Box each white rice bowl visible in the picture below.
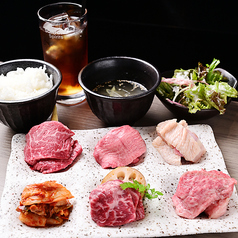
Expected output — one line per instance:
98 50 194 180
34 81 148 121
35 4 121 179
0 66 53 100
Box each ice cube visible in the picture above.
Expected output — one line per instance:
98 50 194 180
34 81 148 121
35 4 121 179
46 45 64 59
49 12 70 22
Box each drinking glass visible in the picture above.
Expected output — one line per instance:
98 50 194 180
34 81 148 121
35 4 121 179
37 2 88 105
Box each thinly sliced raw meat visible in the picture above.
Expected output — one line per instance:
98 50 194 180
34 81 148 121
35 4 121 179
172 169 237 219
153 119 206 164
89 180 145 227
24 121 82 174
152 136 181 165
93 125 146 169
31 140 82 174
128 187 145 221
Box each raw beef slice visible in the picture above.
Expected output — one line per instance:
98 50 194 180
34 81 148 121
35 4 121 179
172 169 237 219
93 125 146 169
24 121 82 174
89 180 145 227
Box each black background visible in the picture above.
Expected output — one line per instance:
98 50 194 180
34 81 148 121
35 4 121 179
1 1 237 77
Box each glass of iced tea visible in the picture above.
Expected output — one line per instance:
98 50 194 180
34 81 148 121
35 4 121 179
37 2 88 105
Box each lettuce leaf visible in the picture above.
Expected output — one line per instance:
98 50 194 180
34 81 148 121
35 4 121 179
156 81 174 99
204 58 224 84
184 83 212 113
204 82 238 114
185 81 238 114
173 69 197 81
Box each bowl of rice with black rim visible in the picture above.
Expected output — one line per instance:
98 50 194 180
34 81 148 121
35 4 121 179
0 59 61 132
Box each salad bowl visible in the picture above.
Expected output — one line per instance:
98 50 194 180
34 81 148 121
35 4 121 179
156 68 237 121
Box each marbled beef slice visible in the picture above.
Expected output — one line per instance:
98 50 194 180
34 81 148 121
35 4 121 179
24 121 82 173
89 180 145 227
172 169 237 219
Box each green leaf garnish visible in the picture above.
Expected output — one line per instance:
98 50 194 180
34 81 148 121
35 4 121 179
120 180 163 199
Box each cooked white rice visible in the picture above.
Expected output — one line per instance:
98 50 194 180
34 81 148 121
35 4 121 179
0 66 53 100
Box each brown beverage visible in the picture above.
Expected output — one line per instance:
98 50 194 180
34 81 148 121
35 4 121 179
38 3 88 97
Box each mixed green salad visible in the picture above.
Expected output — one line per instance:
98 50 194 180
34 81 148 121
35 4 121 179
157 59 238 114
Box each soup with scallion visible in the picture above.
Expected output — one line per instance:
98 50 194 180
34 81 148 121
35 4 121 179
93 80 147 97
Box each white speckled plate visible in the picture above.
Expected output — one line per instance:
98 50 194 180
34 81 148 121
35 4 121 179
0 125 238 238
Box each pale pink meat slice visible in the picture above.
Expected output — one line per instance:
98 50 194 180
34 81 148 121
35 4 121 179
152 136 181 165
155 119 206 163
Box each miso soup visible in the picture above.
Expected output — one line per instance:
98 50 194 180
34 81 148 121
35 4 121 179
93 79 147 97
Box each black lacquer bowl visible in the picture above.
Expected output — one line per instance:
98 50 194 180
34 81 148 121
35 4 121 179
0 59 62 132
78 56 161 126
156 68 237 121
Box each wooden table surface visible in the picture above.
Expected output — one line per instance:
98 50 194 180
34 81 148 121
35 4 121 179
0 96 238 238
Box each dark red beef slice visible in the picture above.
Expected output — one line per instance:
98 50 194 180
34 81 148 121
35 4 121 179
24 121 76 165
127 187 145 221
89 180 145 227
93 125 146 169
172 169 237 219
31 140 82 174
24 121 82 173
